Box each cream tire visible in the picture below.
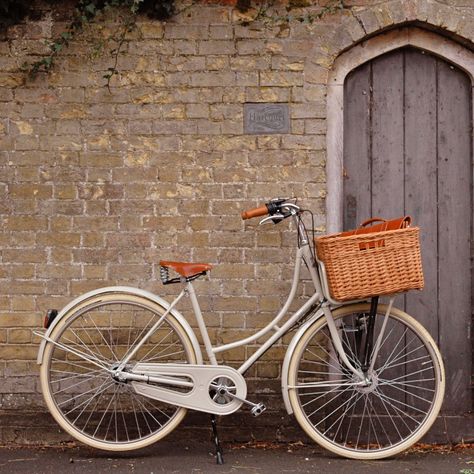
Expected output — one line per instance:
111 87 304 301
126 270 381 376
40 293 197 451
288 303 445 460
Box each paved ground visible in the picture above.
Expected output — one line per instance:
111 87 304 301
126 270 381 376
0 440 471 474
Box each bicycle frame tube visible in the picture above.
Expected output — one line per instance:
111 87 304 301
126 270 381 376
182 228 354 375
181 242 322 369
109 212 364 381
213 246 306 354
115 289 187 371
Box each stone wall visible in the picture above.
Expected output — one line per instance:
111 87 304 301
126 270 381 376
0 0 473 442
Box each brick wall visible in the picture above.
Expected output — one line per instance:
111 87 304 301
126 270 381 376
0 0 473 441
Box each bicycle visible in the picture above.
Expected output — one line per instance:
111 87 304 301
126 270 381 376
35 198 445 461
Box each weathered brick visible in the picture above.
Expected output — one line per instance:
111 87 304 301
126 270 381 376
8 329 32 344
236 39 267 55
37 232 81 247
199 40 236 55
186 103 210 119
79 153 123 168
164 24 209 40
0 281 45 295
245 87 291 102
206 56 230 71
4 216 48 231
82 265 106 279
0 313 39 327
191 71 236 87
11 265 35 279
2 250 46 264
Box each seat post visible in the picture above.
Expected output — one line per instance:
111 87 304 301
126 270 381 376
186 281 218 365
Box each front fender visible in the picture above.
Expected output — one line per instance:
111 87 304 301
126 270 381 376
281 306 327 414
36 286 203 365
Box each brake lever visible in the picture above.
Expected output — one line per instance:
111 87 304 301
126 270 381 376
259 214 285 225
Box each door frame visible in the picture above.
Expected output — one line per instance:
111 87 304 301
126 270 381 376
326 26 474 232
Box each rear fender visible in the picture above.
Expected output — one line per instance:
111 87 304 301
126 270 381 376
36 286 203 365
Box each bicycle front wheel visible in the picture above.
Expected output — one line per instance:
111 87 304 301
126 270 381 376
40 292 197 451
288 303 445 459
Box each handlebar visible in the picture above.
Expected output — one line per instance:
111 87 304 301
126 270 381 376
241 198 300 221
241 205 269 220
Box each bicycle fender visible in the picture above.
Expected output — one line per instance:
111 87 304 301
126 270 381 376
36 286 203 366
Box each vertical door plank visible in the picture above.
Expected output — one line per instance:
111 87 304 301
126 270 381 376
371 52 405 219
370 51 410 412
404 49 439 339
404 49 439 411
343 63 371 230
437 59 472 414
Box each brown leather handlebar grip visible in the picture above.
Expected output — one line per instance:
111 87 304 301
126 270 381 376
241 205 269 220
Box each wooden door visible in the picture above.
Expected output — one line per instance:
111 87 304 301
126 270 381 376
343 47 472 417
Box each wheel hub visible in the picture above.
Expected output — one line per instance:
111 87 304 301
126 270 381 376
355 372 379 394
110 363 133 383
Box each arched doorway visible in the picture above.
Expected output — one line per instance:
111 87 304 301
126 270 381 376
326 27 474 437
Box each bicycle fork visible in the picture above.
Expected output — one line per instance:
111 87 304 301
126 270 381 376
322 297 395 382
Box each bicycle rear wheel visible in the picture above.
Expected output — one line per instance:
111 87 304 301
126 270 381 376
40 293 197 451
288 303 445 459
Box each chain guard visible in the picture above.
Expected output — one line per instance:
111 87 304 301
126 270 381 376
130 363 247 415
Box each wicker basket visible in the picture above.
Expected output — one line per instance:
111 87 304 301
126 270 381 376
315 227 424 302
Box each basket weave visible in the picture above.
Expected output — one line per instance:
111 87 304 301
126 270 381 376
315 227 424 301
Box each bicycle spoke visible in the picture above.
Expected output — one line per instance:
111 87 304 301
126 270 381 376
308 384 355 421
375 386 429 417
378 379 435 391
292 306 443 458
300 384 348 408
44 298 194 448
384 380 434 404
85 314 119 363
322 390 362 435
305 345 343 375
137 329 174 363
52 371 108 396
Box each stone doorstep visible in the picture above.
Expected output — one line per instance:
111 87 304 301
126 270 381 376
0 410 471 447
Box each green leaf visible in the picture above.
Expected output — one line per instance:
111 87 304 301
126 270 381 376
85 3 96 14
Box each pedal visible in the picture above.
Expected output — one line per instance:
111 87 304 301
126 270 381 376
250 403 266 417
221 388 266 417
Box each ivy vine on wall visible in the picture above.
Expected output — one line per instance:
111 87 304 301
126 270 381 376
0 0 344 88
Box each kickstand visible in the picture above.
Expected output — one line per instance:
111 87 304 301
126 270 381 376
210 414 224 465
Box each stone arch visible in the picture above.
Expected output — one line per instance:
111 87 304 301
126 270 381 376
325 26 474 232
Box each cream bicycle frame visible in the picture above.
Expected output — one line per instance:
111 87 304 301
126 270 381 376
114 212 368 383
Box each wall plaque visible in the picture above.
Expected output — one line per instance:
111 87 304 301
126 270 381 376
244 103 290 134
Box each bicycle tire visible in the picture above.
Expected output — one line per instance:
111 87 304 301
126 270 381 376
287 303 445 459
40 293 197 451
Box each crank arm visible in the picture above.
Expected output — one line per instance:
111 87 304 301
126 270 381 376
219 390 257 409
220 390 266 417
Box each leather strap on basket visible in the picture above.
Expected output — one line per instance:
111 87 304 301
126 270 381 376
339 216 411 238
339 216 412 251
